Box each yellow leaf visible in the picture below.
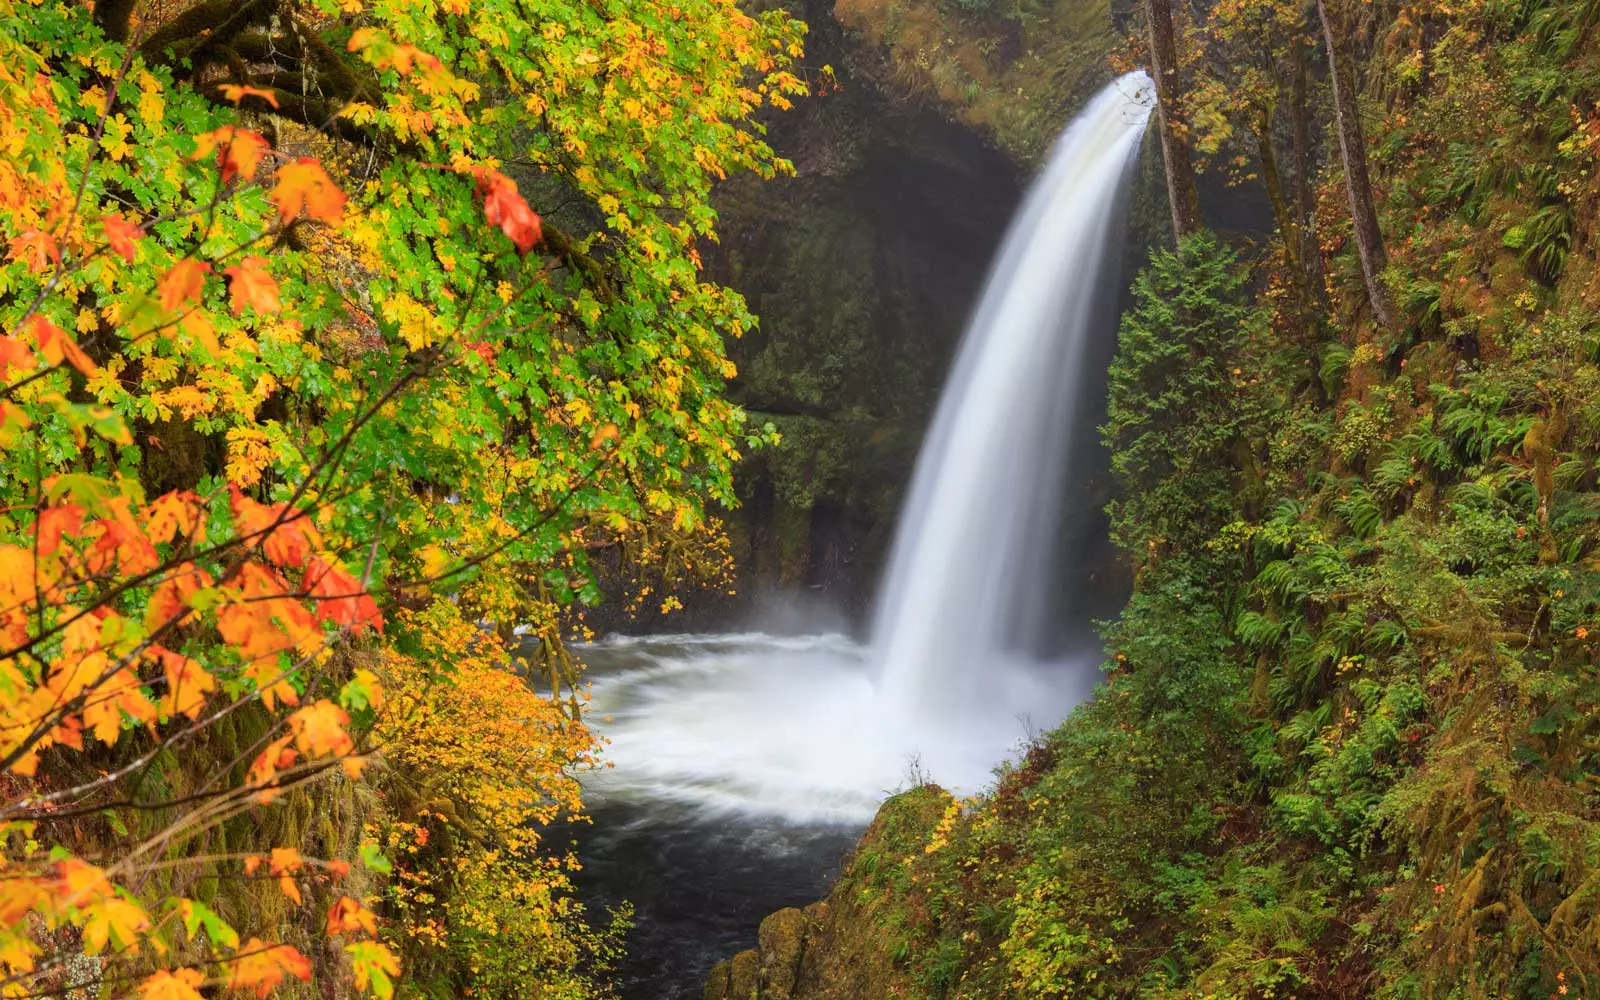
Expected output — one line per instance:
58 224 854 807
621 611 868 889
80 895 150 954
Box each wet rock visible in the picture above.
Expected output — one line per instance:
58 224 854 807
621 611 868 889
757 907 807 998
703 958 732 1000
728 949 761 999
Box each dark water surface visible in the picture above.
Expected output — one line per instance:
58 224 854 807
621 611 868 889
572 808 861 999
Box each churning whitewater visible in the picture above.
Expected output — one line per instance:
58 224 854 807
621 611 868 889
583 73 1155 825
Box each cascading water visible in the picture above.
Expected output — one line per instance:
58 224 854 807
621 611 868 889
580 73 1154 824
872 71 1154 732
575 74 1154 999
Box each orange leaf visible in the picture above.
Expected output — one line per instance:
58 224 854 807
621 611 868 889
154 646 215 719
0 335 37 373
8 230 60 273
269 848 305 905
218 84 281 109
158 259 212 313
230 487 320 568
35 505 84 558
102 215 142 263
28 314 96 375
289 700 353 760
326 897 378 937
223 257 281 316
139 968 205 1000
473 169 542 253
144 490 203 545
190 127 269 184
270 159 346 225
144 562 213 633
228 940 311 998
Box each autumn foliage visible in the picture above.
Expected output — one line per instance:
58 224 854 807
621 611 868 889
0 0 804 996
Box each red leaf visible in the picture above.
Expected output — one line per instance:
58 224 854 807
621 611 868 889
304 557 383 634
224 257 281 316
473 169 542 253
102 215 142 263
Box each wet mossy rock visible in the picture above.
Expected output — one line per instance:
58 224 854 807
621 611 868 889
702 787 953 1000
832 0 1117 162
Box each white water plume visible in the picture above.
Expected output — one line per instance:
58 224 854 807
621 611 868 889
582 73 1154 824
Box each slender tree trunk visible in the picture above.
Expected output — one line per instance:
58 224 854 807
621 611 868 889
1289 38 1328 313
1316 0 1399 330
1145 0 1201 241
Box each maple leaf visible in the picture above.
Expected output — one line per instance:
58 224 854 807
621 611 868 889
154 647 215 719
101 215 142 263
81 667 156 744
190 127 269 184
0 335 37 373
270 158 346 225
230 487 320 567
269 847 305 904
81 894 151 954
218 84 281 109
247 734 298 802
228 940 311 998
55 858 113 905
473 169 542 253
28 314 96 376
345 941 399 1000
139 968 205 1000
35 504 85 558
8 229 60 273
326 896 379 937
158 259 212 313
304 557 383 632
290 700 354 760
224 257 281 315
144 562 214 633
144 490 203 544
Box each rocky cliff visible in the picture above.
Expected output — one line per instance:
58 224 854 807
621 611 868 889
702 787 954 1000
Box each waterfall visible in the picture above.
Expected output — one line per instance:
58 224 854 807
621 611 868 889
872 72 1154 728
582 74 1154 824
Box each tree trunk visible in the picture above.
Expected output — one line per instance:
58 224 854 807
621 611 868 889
1316 0 1399 330
1145 0 1201 241
1289 37 1328 313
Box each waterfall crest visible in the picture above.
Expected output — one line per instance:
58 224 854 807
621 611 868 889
871 71 1154 729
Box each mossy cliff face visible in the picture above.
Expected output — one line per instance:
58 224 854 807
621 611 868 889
708 0 1029 612
701 786 954 1000
832 0 1117 163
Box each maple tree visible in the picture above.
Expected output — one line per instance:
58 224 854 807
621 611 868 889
0 0 804 995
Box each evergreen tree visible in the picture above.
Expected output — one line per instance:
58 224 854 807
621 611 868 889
1102 232 1261 556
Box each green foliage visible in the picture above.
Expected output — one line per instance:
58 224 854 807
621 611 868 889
1102 231 1266 556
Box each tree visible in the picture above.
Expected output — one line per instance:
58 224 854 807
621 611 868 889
1145 0 1202 240
1190 0 1329 338
1316 0 1399 330
0 0 805 996
1102 232 1263 556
